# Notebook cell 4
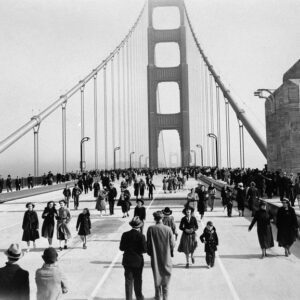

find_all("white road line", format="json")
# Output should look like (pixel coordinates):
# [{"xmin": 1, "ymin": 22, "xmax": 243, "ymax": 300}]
[
  {"xmin": 89, "ymin": 187, "xmax": 161, "ymax": 299},
  {"xmin": 199, "ymin": 219, "xmax": 240, "ymax": 300}
]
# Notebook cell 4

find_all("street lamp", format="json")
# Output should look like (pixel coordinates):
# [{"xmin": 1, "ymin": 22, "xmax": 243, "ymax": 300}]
[
  {"xmin": 113, "ymin": 146, "xmax": 120, "ymax": 170},
  {"xmin": 80, "ymin": 137, "xmax": 90, "ymax": 172},
  {"xmin": 254, "ymin": 89, "xmax": 276, "ymax": 112},
  {"xmin": 196, "ymin": 144, "xmax": 204, "ymax": 166},
  {"xmin": 129, "ymin": 151, "xmax": 135, "ymax": 169},
  {"xmin": 207, "ymin": 133, "xmax": 218, "ymax": 168},
  {"xmin": 190, "ymin": 150, "xmax": 196, "ymax": 167},
  {"xmin": 139, "ymin": 154, "xmax": 144, "ymax": 169}
]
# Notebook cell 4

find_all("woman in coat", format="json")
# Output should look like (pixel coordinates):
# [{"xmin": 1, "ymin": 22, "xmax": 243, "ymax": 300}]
[
  {"xmin": 178, "ymin": 206, "xmax": 198, "ymax": 268},
  {"xmin": 41, "ymin": 201, "xmax": 58, "ymax": 246},
  {"xmin": 118, "ymin": 188, "xmax": 131, "ymax": 218},
  {"xmin": 95, "ymin": 189, "xmax": 107, "ymax": 217},
  {"xmin": 22, "ymin": 202, "xmax": 39, "ymax": 252},
  {"xmin": 236, "ymin": 182, "xmax": 246, "ymax": 216},
  {"xmin": 93, "ymin": 180, "xmax": 101, "ymax": 199},
  {"xmin": 133, "ymin": 179, "xmax": 140, "ymax": 199},
  {"xmin": 76, "ymin": 208, "xmax": 91, "ymax": 249},
  {"xmin": 248, "ymin": 202, "xmax": 274, "ymax": 258},
  {"xmin": 56, "ymin": 200, "xmax": 71, "ymax": 251},
  {"xmin": 197, "ymin": 185, "xmax": 208, "ymax": 220},
  {"xmin": 276, "ymin": 198, "xmax": 299, "ymax": 256},
  {"xmin": 207, "ymin": 183, "xmax": 216, "ymax": 211}
]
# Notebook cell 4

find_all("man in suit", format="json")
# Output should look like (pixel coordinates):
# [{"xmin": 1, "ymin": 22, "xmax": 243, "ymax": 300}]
[
  {"xmin": 0, "ymin": 243, "xmax": 29, "ymax": 300},
  {"xmin": 107, "ymin": 183, "xmax": 117, "ymax": 215},
  {"xmin": 119, "ymin": 216, "xmax": 147, "ymax": 300}
]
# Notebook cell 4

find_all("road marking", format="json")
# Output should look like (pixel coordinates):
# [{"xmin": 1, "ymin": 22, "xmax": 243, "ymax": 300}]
[
  {"xmin": 89, "ymin": 187, "xmax": 161, "ymax": 299},
  {"xmin": 199, "ymin": 219, "xmax": 240, "ymax": 300}
]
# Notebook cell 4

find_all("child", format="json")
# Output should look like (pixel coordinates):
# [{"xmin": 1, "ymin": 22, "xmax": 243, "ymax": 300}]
[
  {"xmin": 200, "ymin": 221, "xmax": 219, "ymax": 269},
  {"xmin": 76, "ymin": 208, "xmax": 91, "ymax": 249}
]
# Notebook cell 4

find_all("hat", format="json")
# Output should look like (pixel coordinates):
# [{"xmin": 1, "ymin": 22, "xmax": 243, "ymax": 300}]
[
  {"xmin": 282, "ymin": 198, "xmax": 290, "ymax": 203},
  {"xmin": 59, "ymin": 199, "xmax": 67, "ymax": 205},
  {"xmin": 136, "ymin": 199, "xmax": 144, "ymax": 205},
  {"xmin": 47, "ymin": 201, "xmax": 55, "ymax": 207},
  {"xmin": 153, "ymin": 211, "xmax": 163, "ymax": 220},
  {"xmin": 238, "ymin": 182, "xmax": 243, "ymax": 187},
  {"xmin": 42, "ymin": 247, "xmax": 58, "ymax": 264},
  {"xmin": 207, "ymin": 221, "xmax": 213, "ymax": 226},
  {"xmin": 129, "ymin": 216, "xmax": 143, "ymax": 229},
  {"xmin": 182, "ymin": 206, "xmax": 194, "ymax": 214},
  {"xmin": 25, "ymin": 202, "xmax": 35, "ymax": 208},
  {"xmin": 5, "ymin": 243, "xmax": 23, "ymax": 260},
  {"xmin": 162, "ymin": 207, "xmax": 172, "ymax": 215}
]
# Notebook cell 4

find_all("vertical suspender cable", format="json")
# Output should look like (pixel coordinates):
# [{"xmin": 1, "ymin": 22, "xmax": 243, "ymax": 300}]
[
  {"xmin": 216, "ymin": 85, "xmax": 221, "ymax": 168},
  {"xmin": 61, "ymin": 99, "xmax": 67, "ymax": 174},
  {"xmin": 209, "ymin": 73, "xmax": 215, "ymax": 166},
  {"xmin": 103, "ymin": 64, "xmax": 108, "ymax": 170},
  {"xmin": 122, "ymin": 44, "xmax": 127, "ymax": 168},
  {"xmin": 225, "ymin": 96, "xmax": 231, "ymax": 168},
  {"xmin": 111, "ymin": 57, "xmax": 115, "ymax": 152},
  {"xmin": 80, "ymin": 83, "xmax": 85, "ymax": 165},
  {"xmin": 204, "ymin": 67, "xmax": 210, "ymax": 166},
  {"xmin": 126, "ymin": 40, "xmax": 131, "ymax": 159},
  {"xmin": 93, "ymin": 73, "xmax": 98, "ymax": 170},
  {"xmin": 117, "ymin": 49, "xmax": 122, "ymax": 169}
]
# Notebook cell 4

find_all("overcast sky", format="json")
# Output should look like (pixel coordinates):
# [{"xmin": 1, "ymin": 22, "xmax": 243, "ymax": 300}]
[{"xmin": 0, "ymin": 0, "xmax": 299, "ymax": 176}]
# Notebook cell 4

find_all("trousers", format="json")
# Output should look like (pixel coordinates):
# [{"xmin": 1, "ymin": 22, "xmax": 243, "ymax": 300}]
[
  {"xmin": 155, "ymin": 284, "xmax": 169, "ymax": 300},
  {"xmin": 124, "ymin": 266, "xmax": 144, "ymax": 300},
  {"xmin": 206, "ymin": 251, "xmax": 216, "ymax": 267},
  {"xmin": 109, "ymin": 200, "xmax": 115, "ymax": 215}
]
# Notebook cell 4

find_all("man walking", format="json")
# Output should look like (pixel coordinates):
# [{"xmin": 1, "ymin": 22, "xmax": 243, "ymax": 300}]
[
  {"xmin": 107, "ymin": 183, "xmax": 117, "ymax": 215},
  {"xmin": 147, "ymin": 211, "xmax": 175, "ymax": 300},
  {"xmin": 120, "ymin": 217, "xmax": 147, "ymax": 300}
]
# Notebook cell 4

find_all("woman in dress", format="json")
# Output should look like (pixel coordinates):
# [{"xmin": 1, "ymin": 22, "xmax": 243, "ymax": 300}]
[
  {"xmin": 276, "ymin": 198, "xmax": 299, "ymax": 256},
  {"xmin": 178, "ymin": 206, "xmax": 198, "ymax": 268},
  {"xmin": 41, "ymin": 201, "xmax": 58, "ymax": 246},
  {"xmin": 95, "ymin": 189, "xmax": 107, "ymax": 217},
  {"xmin": 76, "ymin": 208, "xmax": 91, "ymax": 249},
  {"xmin": 186, "ymin": 188, "xmax": 199, "ymax": 212},
  {"xmin": 56, "ymin": 200, "xmax": 71, "ymax": 251},
  {"xmin": 118, "ymin": 188, "xmax": 131, "ymax": 218},
  {"xmin": 22, "ymin": 202, "xmax": 39, "ymax": 252},
  {"xmin": 248, "ymin": 202, "xmax": 274, "ymax": 258}
]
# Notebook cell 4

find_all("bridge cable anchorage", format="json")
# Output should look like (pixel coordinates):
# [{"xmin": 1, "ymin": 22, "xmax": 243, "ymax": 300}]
[
  {"xmin": 183, "ymin": 1, "xmax": 267, "ymax": 158},
  {"xmin": 0, "ymin": 0, "xmax": 147, "ymax": 155}
]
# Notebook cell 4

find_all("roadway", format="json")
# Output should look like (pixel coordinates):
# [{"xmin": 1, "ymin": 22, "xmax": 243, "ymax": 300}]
[{"xmin": 1, "ymin": 175, "xmax": 300, "ymax": 299}]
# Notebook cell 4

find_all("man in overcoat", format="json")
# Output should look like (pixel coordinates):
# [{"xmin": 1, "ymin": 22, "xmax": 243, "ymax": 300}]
[
  {"xmin": 0, "ymin": 243, "xmax": 29, "ymax": 300},
  {"xmin": 147, "ymin": 211, "xmax": 175, "ymax": 300},
  {"xmin": 120, "ymin": 216, "xmax": 147, "ymax": 300}
]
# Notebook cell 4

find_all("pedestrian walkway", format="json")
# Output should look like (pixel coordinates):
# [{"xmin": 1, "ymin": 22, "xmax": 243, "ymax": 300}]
[{"xmin": 0, "ymin": 175, "xmax": 300, "ymax": 299}]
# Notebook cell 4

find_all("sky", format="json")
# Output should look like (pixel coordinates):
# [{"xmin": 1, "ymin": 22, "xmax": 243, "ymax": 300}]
[{"xmin": 0, "ymin": 0, "xmax": 299, "ymax": 176}]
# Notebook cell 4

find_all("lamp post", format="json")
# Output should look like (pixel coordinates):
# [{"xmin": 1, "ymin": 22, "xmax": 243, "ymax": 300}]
[
  {"xmin": 254, "ymin": 89, "xmax": 276, "ymax": 112},
  {"xmin": 80, "ymin": 137, "xmax": 90, "ymax": 172},
  {"xmin": 114, "ymin": 146, "xmax": 120, "ymax": 170},
  {"xmin": 207, "ymin": 133, "xmax": 218, "ymax": 168},
  {"xmin": 145, "ymin": 156, "xmax": 149, "ymax": 168},
  {"xmin": 129, "ymin": 151, "xmax": 135, "ymax": 169},
  {"xmin": 190, "ymin": 150, "xmax": 196, "ymax": 166},
  {"xmin": 139, "ymin": 154, "xmax": 144, "ymax": 169},
  {"xmin": 196, "ymin": 144, "xmax": 204, "ymax": 166}
]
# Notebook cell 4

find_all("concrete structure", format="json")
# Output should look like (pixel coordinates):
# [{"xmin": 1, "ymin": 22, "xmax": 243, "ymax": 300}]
[
  {"xmin": 147, "ymin": 0, "xmax": 190, "ymax": 168},
  {"xmin": 266, "ymin": 60, "xmax": 300, "ymax": 172}
]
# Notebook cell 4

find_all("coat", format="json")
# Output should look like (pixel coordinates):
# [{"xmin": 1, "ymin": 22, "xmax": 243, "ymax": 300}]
[
  {"xmin": 162, "ymin": 215, "xmax": 177, "ymax": 235},
  {"xmin": 0, "ymin": 263, "xmax": 29, "ymax": 300},
  {"xmin": 22, "ymin": 210, "xmax": 39, "ymax": 242},
  {"xmin": 35, "ymin": 263, "xmax": 68, "ymax": 300},
  {"xmin": 200, "ymin": 226, "xmax": 219, "ymax": 253},
  {"xmin": 276, "ymin": 206, "xmax": 298, "ymax": 247},
  {"xmin": 76, "ymin": 213, "xmax": 91, "ymax": 236},
  {"xmin": 236, "ymin": 188, "xmax": 246, "ymax": 210},
  {"xmin": 56, "ymin": 207, "xmax": 71, "ymax": 240},
  {"xmin": 41, "ymin": 207, "xmax": 58, "ymax": 239},
  {"xmin": 93, "ymin": 182, "xmax": 100, "ymax": 198},
  {"xmin": 134, "ymin": 206, "xmax": 146, "ymax": 221},
  {"xmin": 119, "ymin": 229, "xmax": 147, "ymax": 268},
  {"xmin": 249, "ymin": 209, "xmax": 274, "ymax": 249},
  {"xmin": 178, "ymin": 216, "xmax": 198, "ymax": 254},
  {"xmin": 147, "ymin": 223, "xmax": 175, "ymax": 286}
]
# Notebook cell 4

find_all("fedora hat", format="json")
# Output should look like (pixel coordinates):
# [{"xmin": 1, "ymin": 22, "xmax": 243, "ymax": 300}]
[
  {"xmin": 182, "ymin": 205, "xmax": 194, "ymax": 214},
  {"xmin": 42, "ymin": 247, "xmax": 58, "ymax": 264},
  {"xmin": 136, "ymin": 199, "xmax": 144, "ymax": 205},
  {"xmin": 25, "ymin": 202, "xmax": 35, "ymax": 208},
  {"xmin": 129, "ymin": 216, "xmax": 143, "ymax": 229},
  {"xmin": 153, "ymin": 210, "xmax": 163, "ymax": 220},
  {"xmin": 162, "ymin": 207, "xmax": 172, "ymax": 215},
  {"xmin": 5, "ymin": 243, "xmax": 23, "ymax": 260}
]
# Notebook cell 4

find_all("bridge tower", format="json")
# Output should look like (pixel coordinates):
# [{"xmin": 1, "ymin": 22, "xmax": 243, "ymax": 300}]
[{"xmin": 147, "ymin": 0, "xmax": 190, "ymax": 168}]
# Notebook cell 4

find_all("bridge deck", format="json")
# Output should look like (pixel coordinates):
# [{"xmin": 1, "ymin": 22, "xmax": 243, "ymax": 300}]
[{"xmin": 1, "ymin": 175, "xmax": 300, "ymax": 299}]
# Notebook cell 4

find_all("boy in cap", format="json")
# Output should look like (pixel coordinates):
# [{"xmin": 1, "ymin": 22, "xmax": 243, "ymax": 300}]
[
  {"xmin": 35, "ymin": 247, "xmax": 68, "ymax": 300},
  {"xmin": 0, "ymin": 243, "xmax": 29, "ymax": 300}
]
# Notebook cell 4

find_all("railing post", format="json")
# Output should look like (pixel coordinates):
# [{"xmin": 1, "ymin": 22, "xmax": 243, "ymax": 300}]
[{"xmin": 61, "ymin": 97, "xmax": 67, "ymax": 174}]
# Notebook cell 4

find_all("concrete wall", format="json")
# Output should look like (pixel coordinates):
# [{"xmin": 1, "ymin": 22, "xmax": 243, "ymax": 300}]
[{"xmin": 266, "ymin": 60, "xmax": 300, "ymax": 173}]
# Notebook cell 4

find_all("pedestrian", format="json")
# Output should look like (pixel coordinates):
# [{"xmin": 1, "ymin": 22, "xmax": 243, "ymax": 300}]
[
  {"xmin": 276, "ymin": 198, "xmax": 299, "ymax": 256},
  {"xmin": 148, "ymin": 180, "xmax": 156, "ymax": 200},
  {"xmin": 62, "ymin": 184, "xmax": 71, "ymax": 208},
  {"xmin": 119, "ymin": 217, "xmax": 147, "ymax": 300},
  {"xmin": 15, "ymin": 176, "xmax": 22, "ymax": 191},
  {"xmin": 118, "ymin": 188, "xmax": 131, "ymax": 218},
  {"xmin": 134, "ymin": 199, "xmax": 146, "ymax": 232},
  {"xmin": 225, "ymin": 188, "xmax": 233, "ymax": 217},
  {"xmin": 76, "ymin": 208, "xmax": 91, "ymax": 249},
  {"xmin": 22, "ymin": 202, "xmax": 39, "ymax": 252},
  {"xmin": 207, "ymin": 183, "xmax": 216, "ymax": 211},
  {"xmin": 6, "ymin": 175, "xmax": 12, "ymax": 192},
  {"xmin": 72, "ymin": 183, "xmax": 82, "ymax": 210},
  {"xmin": 0, "ymin": 243, "xmax": 29, "ymax": 300},
  {"xmin": 196, "ymin": 185, "xmax": 208, "ymax": 220},
  {"xmin": 186, "ymin": 188, "xmax": 199, "ymax": 212},
  {"xmin": 56, "ymin": 200, "xmax": 71, "ymax": 251},
  {"xmin": 0, "ymin": 175, "xmax": 4, "ymax": 193},
  {"xmin": 162, "ymin": 207, "xmax": 178, "ymax": 241},
  {"xmin": 41, "ymin": 201, "xmax": 58, "ymax": 246},
  {"xmin": 162, "ymin": 177, "xmax": 167, "ymax": 193},
  {"xmin": 107, "ymin": 182, "xmax": 118, "ymax": 215},
  {"xmin": 93, "ymin": 180, "xmax": 101, "ymax": 199},
  {"xmin": 247, "ymin": 182, "xmax": 260, "ymax": 216},
  {"xmin": 236, "ymin": 182, "xmax": 246, "ymax": 216},
  {"xmin": 95, "ymin": 189, "xmax": 107, "ymax": 216},
  {"xmin": 178, "ymin": 206, "xmax": 198, "ymax": 268},
  {"xmin": 139, "ymin": 179, "xmax": 146, "ymax": 199},
  {"xmin": 27, "ymin": 174, "xmax": 33, "ymax": 189},
  {"xmin": 134, "ymin": 179, "xmax": 140, "ymax": 199},
  {"xmin": 248, "ymin": 202, "xmax": 274, "ymax": 258},
  {"xmin": 200, "ymin": 221, "xmax": 219, "ymax": 269},
  {"xmin": 35, "ymin": 247, "xmax": 68, "ymax": 300},
  {"xmin": 147, "ymin": 211, "xmax": 175, "ymax": 300}
]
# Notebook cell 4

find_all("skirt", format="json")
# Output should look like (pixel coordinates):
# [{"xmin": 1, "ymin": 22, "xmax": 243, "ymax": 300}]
[
  {"xmin": 57, "ymin": 222, "xmax": 71, "ymax": 240},
  {"xmin": 178, "ymin": 232, "xmax": 197, "ymax": 254},
  {"xmin": 95, "ymin": 199, "xmax": 106, "ymax": 211},
  {"xmin": 41, "ymin": 222, "xmax": 54, "ymax": 239},
  {"xmin": 22, "ymin": 228, "xmax": 39, "ymax": 242},
  {"xmin": 258, "ymin": 225, "xmax": 274, "ymax": 249}
]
